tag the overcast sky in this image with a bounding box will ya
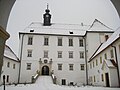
[6,0,120,56]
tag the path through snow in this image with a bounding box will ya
[0,76,120,90]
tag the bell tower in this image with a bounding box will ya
[43,4,51,26]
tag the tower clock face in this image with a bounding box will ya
[46,15,49,17]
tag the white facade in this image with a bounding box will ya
[88,27,120,87]
[19,30,86,85]
[1,45,20,85]
[18,18,115,86]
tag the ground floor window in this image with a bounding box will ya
[101,74,104,81]
[61,79,66,85]
[6,75,9,83]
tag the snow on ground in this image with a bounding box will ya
[0,76,119,90]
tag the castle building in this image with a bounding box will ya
[18,6,119,87]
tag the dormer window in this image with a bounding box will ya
[69,31,73,34]
[30,29,34,32]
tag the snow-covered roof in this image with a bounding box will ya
[20,22,91,36]
[90,27,120,61]
[88,19,113,32]
[20,19,113,36]
[4,45,19,61]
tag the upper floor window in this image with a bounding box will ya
[93,61,95,68]
[104,53,107,60]
[58,38,62,46]
[13,64,15,69]
[96,59,98,66]
[90,63,92,69]
[44,37,49,46]
[69,51,73,58]
[110,49,114,58]
[79,39,83,47]
[69,38,73,46]
[100,56,102,64]
[94,76,96,82]
[44,51,48,58]
[28,36,33,45]
[27,50,32,57]
[80,51,84,59]
[69,64,74,71]
[80,64,85,70]
[26,63,31,70]
[58,51,62,58]
[58,64,62,70]
[7,62,10,68]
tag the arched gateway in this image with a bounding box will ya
[42,65,49,75]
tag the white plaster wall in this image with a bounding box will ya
[1,57,19,84]
[19,33,86,85]
[109,68,119,87]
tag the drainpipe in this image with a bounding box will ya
[112,45,120,87]
[18,34,24,83]
[83,37,88,85]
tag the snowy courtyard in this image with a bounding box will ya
[0,76,120,90]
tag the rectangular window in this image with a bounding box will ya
[90,63,92,69]
[28,36,33,45]
[61,79,66,85]
[110,49,114,58]
[27,63,31,70]
[69,51,73,58]
[93,61,94,68]
[101,74,104,81]
[96,59,98,66]
[69,38,73,46]
[58,51,62,58]
[69,64,74,71]
[58,38,62,46]
[80,51,84,59]
[7,62,10,68]
[104,53,107,59]
[100,56,102,64]
[80,64,85,70]
[6,75,9,83]
[94,76,96,82]
[79,39,83,47]
[13,64,15,69]
[27,50,32,57]
[58,64,62,70]
[44,51,48,58]
[44,37,49,45]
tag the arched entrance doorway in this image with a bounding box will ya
[42,65,49,75]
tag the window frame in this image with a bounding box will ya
[58,37,62,46]
[28,36,33,45]
[26,63,32,70]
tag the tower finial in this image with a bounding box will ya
[47,3,49,9]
